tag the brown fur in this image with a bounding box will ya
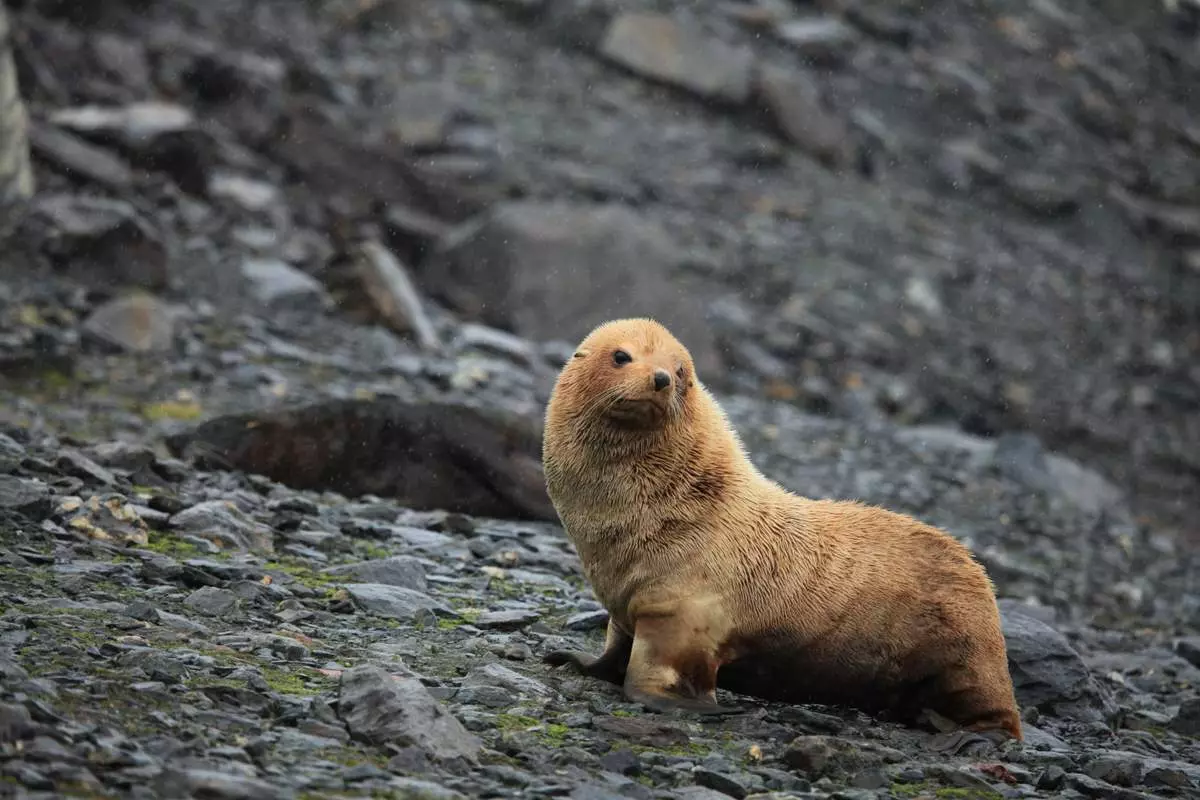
[541,318,1022,740]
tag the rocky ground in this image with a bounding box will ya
[1,0,1199,798]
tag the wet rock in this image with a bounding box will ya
[168,500,275,554]
[183,586,240,616]
[391,82,459,150]
[0,434,25,473]
[30,123,135,190]
[337,665,481,761]
[30,194,169,291]
[0,476,53,518]
[322,555,427,591]
[50,102,195,147]
[992,433,1124,516]
[345,239,440,351]
[565,609,609,631]
[754,65,852,168]
[461,662,554,699]
[1175,637,1200,668]
[1169,697,1200,735]
[599,12,754,104]
[241,258,332,312]
[1002,172,1082,219]
[343,583,442,624]
[152,768,290,800]
[421,201,719,376]
[474,609,541,630]
[773,17,858,65]
[0,703,33,743]
[208,173,279,213]
[1002,609,1115,723]
[82,293,176,353]
[165,397,557,521]
[273,102,490,221]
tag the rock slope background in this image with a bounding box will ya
[0,0,1198,798]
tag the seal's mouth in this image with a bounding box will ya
[605,397,669,429]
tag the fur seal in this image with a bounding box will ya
[540,318,1022,740]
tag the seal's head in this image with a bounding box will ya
[547,318,696,434]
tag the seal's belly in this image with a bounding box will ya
[716,629,924,713]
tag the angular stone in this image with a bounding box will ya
[343,583,442,624]
[461,662,555,699]
[773,17,857,64]
[600,12,754,104]
[57,494,150,546]
[183,586,240,617]
[346,240,440,351]
[0,434,25,473]
[152,768,289,800]
[338,665,481,761]
[168,500,275,554]
[30,123,134,190]
[473,609,541,631]
[241,258,332,311]
[31,194,169,291]
[1001,609,1116,723]
[82,293,176,353]
[421,201,720,376]
[1170,697,1200,736]
[323,556,427,592]
[0,476,52,518]
[50,102,195,146]
[565,609,610,631]
[755,65,852,168]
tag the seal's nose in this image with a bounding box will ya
[653,369,671,392]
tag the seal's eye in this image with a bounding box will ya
[612,349,632,366]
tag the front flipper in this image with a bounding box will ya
[543,620,631,686]
[622,606,743,717]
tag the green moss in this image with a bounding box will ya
[889,783,1002,800]
[538,723,569,745]
[935,790,1002,800]
[495,714,540,732]
[264,559,335,589]
[353,541,392,560]
[142,400,203,421]
[144,529,200,558]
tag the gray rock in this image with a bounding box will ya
[1001,609,1116,723]
[0,434,26,473]
[1169,697,1200,735]
[51,102,195,145]
[474,609,540,630]
[169,500,275,554]
[347,240,440,351]
[1176,637,1200,669]
[183,586,240,616]
[208,172,279,212]
[342,583,442,624]
[322,555,427,591]
[754,65,852,168]
[337,665,481,761]
[82,293,176,353]
[565,609,609,631]
[152,768,290,800]
[421,201,720,376]
[31,194,169,291]
[461,662,555,699]
[599,12,754,104]
[0,703,33,743]
[241,258,332,311]
[0,476,51,518]
[773,17,857,64]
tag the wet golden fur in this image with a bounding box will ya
[541,318,1022,740]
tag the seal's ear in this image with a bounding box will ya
[572,349,589,359]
